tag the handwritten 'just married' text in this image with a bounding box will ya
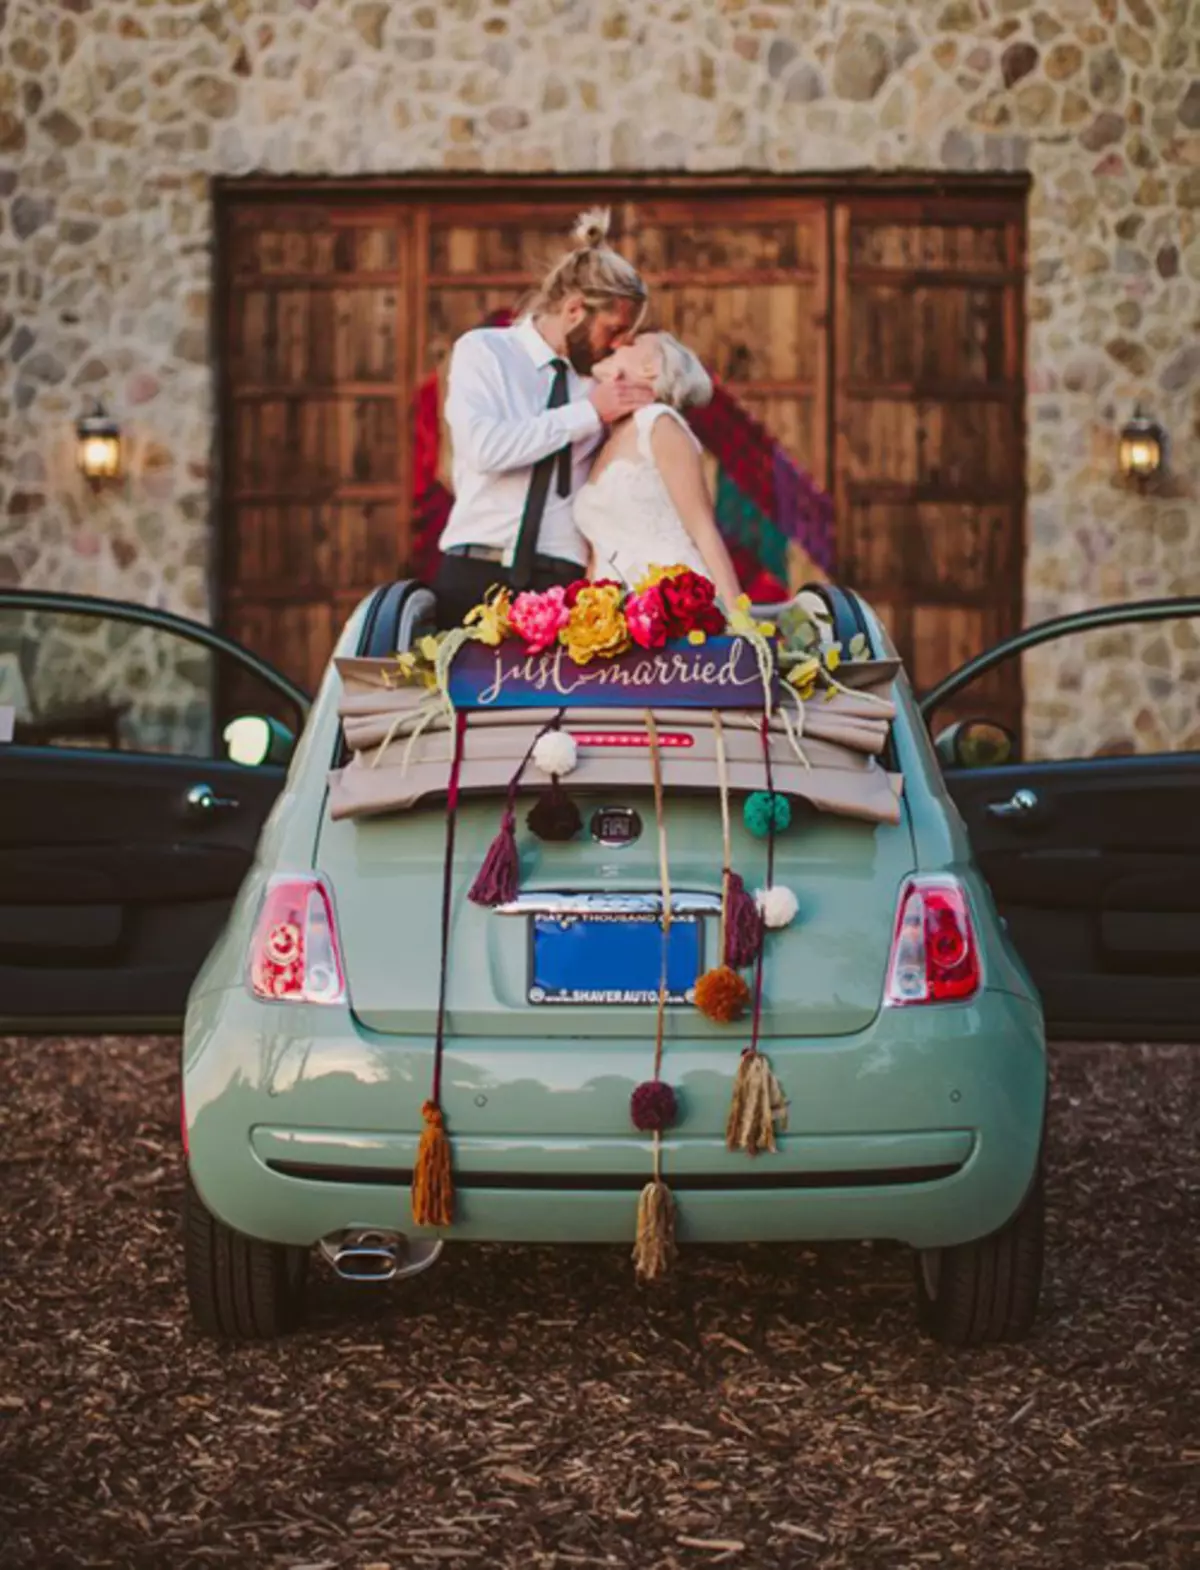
[447,635,773,712]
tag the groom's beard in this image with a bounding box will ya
[565,320,601,375]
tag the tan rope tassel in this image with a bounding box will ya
[633,710,677,1281]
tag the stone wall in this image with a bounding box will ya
[2,0,1198,755]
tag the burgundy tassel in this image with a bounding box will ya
[526,776,581,842]
[723,870,763,968]
[468,810,519,906]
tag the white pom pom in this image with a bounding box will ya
[533,729,578,778]
[756,885,799,930]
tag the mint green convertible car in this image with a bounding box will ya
[178,578,1052,1348]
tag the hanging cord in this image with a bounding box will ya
[433,709,468,1105]
[749,710,777,1058]
[713,711,731,958]
[412,709,467,1227]
[633,707,677,1281]
[647,709,671,1084]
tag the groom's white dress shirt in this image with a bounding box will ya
[439,316,603,568]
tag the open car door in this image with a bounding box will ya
[0,591,310,1033]
[921,598,1200,1043]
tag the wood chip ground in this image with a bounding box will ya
[0,1037,1196,1569]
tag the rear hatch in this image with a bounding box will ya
[317,787,914,1039]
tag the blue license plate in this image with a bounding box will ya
[529,914,702,1005]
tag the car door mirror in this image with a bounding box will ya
[934,718,1016,771]
[223,714,295,768]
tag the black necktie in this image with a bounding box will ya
[510,358,572,591]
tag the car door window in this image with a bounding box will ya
[0,605,304,759]
[930,615,1200,764]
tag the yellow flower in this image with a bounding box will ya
[634,563,689,593]
[464,587,512,647]
[727,595,775,641]
[824,645,842,672]
[786,655,821,701]
[559,583,630,664]
[687,628,708,646]
[417,634,442,663]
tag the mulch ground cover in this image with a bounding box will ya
[0,1036,1196,1570]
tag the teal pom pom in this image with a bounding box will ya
[743,791,791,839]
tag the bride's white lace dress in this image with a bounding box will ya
[573,403,711,588]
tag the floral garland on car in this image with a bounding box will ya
[382,568,879,1273]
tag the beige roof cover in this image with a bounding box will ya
[328,656,904,827]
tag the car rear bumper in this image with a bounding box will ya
[183,985,1045,1251]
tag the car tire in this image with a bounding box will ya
[913,1167,1044,1346]
[183,1176,309,1340]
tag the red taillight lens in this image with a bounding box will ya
[248,876,347,1005]
[884,877,981,1006]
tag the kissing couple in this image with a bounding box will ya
[433,208,742,631]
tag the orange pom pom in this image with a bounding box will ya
[694,965,751,1023]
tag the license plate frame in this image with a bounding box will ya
[527,910,704,1006]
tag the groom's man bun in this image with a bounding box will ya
[573,206,613,248]
[529,207,648,323]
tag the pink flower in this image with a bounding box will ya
[624,586,669,650]
[509,585,570,654]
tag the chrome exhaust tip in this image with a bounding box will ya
[319,1229,443,1284]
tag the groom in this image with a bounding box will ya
[434,213,654,630]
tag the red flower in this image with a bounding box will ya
[659,570,725,637]
[564,577,620,608]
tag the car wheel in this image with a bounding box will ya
[913,1167,1044,1347]
[183,1176,309,1340]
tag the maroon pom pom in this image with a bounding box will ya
[526,777,581,842]
[630,1079,678,1132]
[723,870,763,968]
[468,810,519,906]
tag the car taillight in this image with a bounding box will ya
[248,876,347,1005]
[884,876,981,1006]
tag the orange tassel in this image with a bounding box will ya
[411,1100,454,1227]
[695,964,751,1023]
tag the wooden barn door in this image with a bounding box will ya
[832,196,1026,736]
[218,183,1025,717]
[220,204,412,695]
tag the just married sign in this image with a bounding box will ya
[447,635,776,711]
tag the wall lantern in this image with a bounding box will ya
[76,402,123,485]
[1118,408,1166,485]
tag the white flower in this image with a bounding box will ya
[532,729,578,778]
[756,885,799,929]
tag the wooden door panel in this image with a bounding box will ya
[332,288,400,383]
[834,196,1025,736]
[220,203,410,688]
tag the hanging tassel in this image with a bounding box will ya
[411,1099,454,1226]
[723,870,763,968]
[468,809,519,906]
[724,1049,787,1156]
[633,1176,676,1281]
[526,775,581,841]
[411,711,466,1230]
[725,714,789,1157]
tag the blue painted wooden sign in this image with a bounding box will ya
[447,635,773,711]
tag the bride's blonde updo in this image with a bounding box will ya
[528,207,648,322]
[651,332,714,411]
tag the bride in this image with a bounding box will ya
[573,333,743,608]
